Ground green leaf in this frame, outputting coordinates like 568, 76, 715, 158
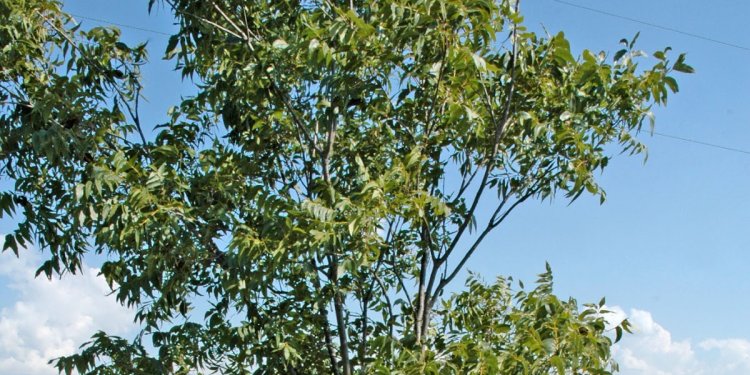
542, 338, 556, 354
629, 31, 641, 49
613, 48, 627, 62
164, 35, 179, 59
673, 53, 695, 73
472, 52, 488, 71
272, 39, 289, 49
664, 76, 679, 93
552, 32, 575, 64
550, 355, 566, 374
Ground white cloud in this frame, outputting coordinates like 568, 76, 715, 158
0, 249, 136, 375
609, 306, 750, 375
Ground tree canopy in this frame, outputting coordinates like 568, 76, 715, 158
0, 0, 690, 373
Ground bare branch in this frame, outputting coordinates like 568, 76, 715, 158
424, 41, 448, 137
321, 108, 337, 183
455, 162, 480, 202
331, 257, 352, 375
211, 3, 246, 39
310, 257, 341, 375
431, 191, 533, 307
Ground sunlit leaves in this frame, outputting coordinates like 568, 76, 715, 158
0, 0, 691, 373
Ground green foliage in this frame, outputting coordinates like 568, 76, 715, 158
432, 266, 626, 374
1, 0, 689, 374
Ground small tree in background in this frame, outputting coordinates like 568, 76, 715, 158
0, 0, 690, 373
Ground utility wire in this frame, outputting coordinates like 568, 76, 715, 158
551, 0, 750, 52
651, 131, 750, 155
69, 13, 172, 36
65, 12, 750, 157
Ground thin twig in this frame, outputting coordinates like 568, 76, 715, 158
212, 3, 246, 38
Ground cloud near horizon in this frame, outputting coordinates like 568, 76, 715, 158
609, 306, 750, 375
0, 250, 136, 375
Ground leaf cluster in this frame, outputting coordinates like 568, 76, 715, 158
0, 0, 690, 374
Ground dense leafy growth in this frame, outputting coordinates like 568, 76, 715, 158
1, 0, 688, 373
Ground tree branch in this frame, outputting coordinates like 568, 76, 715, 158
431, 189, 535, 307
455, 162, 480, 203
331, 255, 352, 375
310, 258, 341, 375
419, 0, 523, 336
372, 272, 395, 363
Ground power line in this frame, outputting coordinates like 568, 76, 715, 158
69, 13, 172, 36
63, 12, 750, 157
652, 131, 750, 155
551, 0, 750, 53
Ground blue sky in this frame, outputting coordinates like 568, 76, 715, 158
1, 1, 748, 374
485, 0, 750, 339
